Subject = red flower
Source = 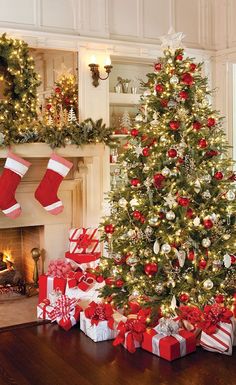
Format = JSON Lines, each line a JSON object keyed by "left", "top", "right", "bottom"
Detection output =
{"left": 169, "top": 121, "right": 180, "bottom": 130}
{"left": 207, "top": 117, "right": 216, "bottom": 127}
{"left": 178, "top": 197, "right": 190, "bottom": 207}
{"left": 181, "top": 73, "right": 194, "bottom": 85}
{"left": 178, "top": 305, "right": 203, "bottom": 327}
{"left": 176, "top": 54, "right": 183, "bottom": 61}
{"left": 131, "top": 128, "right": 139, "bottom": 137}
{"left": 189, "top": 63, "right": 197, "bottom": 72}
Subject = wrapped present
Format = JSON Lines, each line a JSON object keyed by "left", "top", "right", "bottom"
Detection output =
{"left": 65, "top": 271, "right": 104, "bottom": 302}
{"left": 199, "top": 304, "right": 234, "bottom": 355}
{"left": 80, "top": 302, "right": 118, "bottom": 342}
{"left": 47, "top": 258, "right": 74, "bottom": 278}
{"left": 69, "top": 227, "right": 100, "bottom": 254}
{"left": 49, "top": 288, "right": 63, "bottom": 306}
{"left": 37, "top": 299, "right": 55, "bottom": 320}
{"left": 51, "top": 295, "right": 82, "bottom": 331}
{"left": 65, "top": 251, "right": 100, "bottom": 271}
{"left": 178, "top": 305, "right": 202, "bottom": 341}
{"left": 142, "top": 317, "right": 196, "bottom": 361}
{"left": 38, "top": 274, "right": 67, "bottom": 303}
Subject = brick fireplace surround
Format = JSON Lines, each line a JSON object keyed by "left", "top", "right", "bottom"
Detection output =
{"left": 0, "top": 143, "right": 109, "bottom": 275}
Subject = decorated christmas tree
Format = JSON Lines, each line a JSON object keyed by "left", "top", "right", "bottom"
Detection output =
{"left": 99, "top": 32, "right": 236, "bottom": 318}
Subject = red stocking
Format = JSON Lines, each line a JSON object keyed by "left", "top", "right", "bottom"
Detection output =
{"left": 35, "top": 153, "right": 73, "bottom": 215}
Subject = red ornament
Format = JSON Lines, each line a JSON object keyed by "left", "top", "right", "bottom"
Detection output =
{"left": 131, "top": 178, "right": 141, "bottom": 187}
{"left": 55, "top": 87, "right": 61, "bottom": 93}
{"left": 214, "top": 171, "right": 223, "bottom": 180}
{"left": 177, "top": 157, "right": 184, "bottom": 165}
{"left": 140, "top": 215, "right": 146, "bottom": 224}
{"left": 178, "top": 197, "right": 190, "bottom": 207}
{"left": 131, "top": 128, "right": 139, "bottom": 137}
{"left": 215, "top": 294, "right": 225, "bottom": 304}
{"left": 153, "top": 173, "right": 165, "bottom": 188}
{"left": 199, "top": 259, "right": 207, "bottom": 269}
{"left": 105, "top": 277, "right": 114, "bottom": 286}
{"left": 142, "top": 147, "right": 150, "bottom": 157}
{"left": 179, "top": 293, "right": 189, "bottom": 303}
{"left": 193, "top": 121, "right": 202, "bottom": 131}
{"left": 144, "top": 263, "right": 158, "bottom": 276}
{"left": 96, "top": 275, "right": 104, "bottom": 283}
{"left": 160, "top": 99, "right": 168, "bottom": 107}
{"left": 104, "top": 224, "right": 115, "bottom": 234}
{"left": 64, "top": 97, "right": 71, "bottom": 105}
{"left": 206, "top": 150, "right": 218, "bottom": 157}
{"left": 133, "top": 210, "right": 141, "bottom": 220}
{"left": 207, "top": 117, "right": 216, "bottom": 127}
{"left": 181, "top": 73, "right": 194, "bottom": 85}
{"left": 198, "top": 138, "right": 208, "bottom": 149}
{"left": 203, "top": 219, "right": 213, "bottom": 229}
{"left": 176, "top": 54, "right": 183, "bottom": 61}
{"left": 169, "top": 121, "right": 180, "bottom": 131}
{"left": 186, "top": 208, "right": 194, "bottom": 218}
{"left": 159, "top": 211, "right": 165, "bottom": 219}
{"left": 115, "top": 279, "right": 124, "bottom": 288}
{"left": 46, "top": 103, "right": 52, "bottom": 110}
{"left": 168, "top": 148, "right": 177, "bottom": 158}
{"left": 187, "top": 250, "right": 195, "bottom": 261}
{"left": 179, "top": 91, "right": 189, "bottom": 100}
{"left": 154, "top": 63, "right": 162, "bottom": 71}
{"left": 231, "top": 255, "right": 236, "bottom": 264}
{"left": 155, "top": 84, "right": 164, "bottom": 93}
{"left": 189, "top": 63, "right": 197, "bottom": 72}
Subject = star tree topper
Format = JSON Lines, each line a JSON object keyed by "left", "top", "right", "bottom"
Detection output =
{"left": 160, "top": 27, "right": 185, "bottom": 49}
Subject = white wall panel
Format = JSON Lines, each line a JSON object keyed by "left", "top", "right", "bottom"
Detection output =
{"left": 109, "top": 0, "right": 139, "bottom": 38}
{"left": 175, "top": 0, "right": 201, "bottom": 47}
{"left": 0, "top": 0, "right": 36, "bottom": 25}
{"left": 143, "top": 0, "right": 170, "bottom": 39}
{"left": 40, "top": 0, "right": 77, "bottom": 31}
{"left": 82, "top": 0, "right": 108, "bottom": 36}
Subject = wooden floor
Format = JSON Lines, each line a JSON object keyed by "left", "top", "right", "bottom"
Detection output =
{"left": 0, "top": 324, "right": 235, "bottom": 385}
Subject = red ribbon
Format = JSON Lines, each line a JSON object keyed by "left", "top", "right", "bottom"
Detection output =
{"left": 199, "top": 304, "right": 233, "bottom": 335}
{"left": 113, "top": 318, "right": 147, "bottom": 353}
{"left": 84, "top": 301, "right": 114, "bottom": 327}
{"left": 70, "top": 228, "right": 99, "bottom": 253}
{"left": 67, "top": 270, "right": 96, "bottom": 291}
{"left": 178, "top": 305, "right": 203, "bottom": 329}
{"left": 50, "top": 295, "right": 78, "bottom": 321}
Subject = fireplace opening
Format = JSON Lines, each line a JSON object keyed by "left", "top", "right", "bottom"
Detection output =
{"left": 0, "top": 226, "right": 44, "bottom": 292}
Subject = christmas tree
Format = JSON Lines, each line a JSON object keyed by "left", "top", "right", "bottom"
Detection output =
{"left": 100, "top": 32, "right": 236, "bottom": 318}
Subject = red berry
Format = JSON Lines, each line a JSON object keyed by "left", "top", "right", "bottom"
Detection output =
{"left": 203, "top": 219, "right": 213, "bottom": 229}
{"left": 131, "top": 128, "right": 139, "bottom": 137}
{"left": 133, "top": 210, "right": 141, "bottom": 220}
{"left": 179, "top": 293, "right": 189, "bottom": 303}
{"left": 198, "top": 138, "right": 208, "bottom": 148}
{"left": 199, "top": 259, "right": 207, "bottom": 269}
{"left": 115, "top": 279, "right": 124, "bottom": 288}
{"left": 155, "top": 84, "right": 164, "bottom": 93}
{"left": 144, "top": 263, "right": 158, "bottom": 276}
{"left": 104, "top": 224, "right": 115, "bottom": 234}
{"left": 215, "top": 294, "right": 225, "bottom": 304}
{"left": 186, "top": 208, "right": 194, "bottom": 218}
{"left": 169, "top": 121, "right": 180, "bottom": 130}
{"left": 131, "top": 178, "right": 141, "bottom": 187}
{"left": 179, "top": 91, "right": 188, "bottom": 100}
{"left": 142, "top": 147, "right": 150, "bottom": 156}
{"left": 176, "top": 54, "right": 183, "bottom": 61}
{"left": 193, "top": 121, "right": 202, "bottom": 131}
{"left": 207, "top": 117, "right": 216, "bottom": 127}
{"left": 168, "top": 149, "right": 177, "bottom": 158}
{"left": 140, "top": 215, "right": 146, "bottom": 224}
{"left": 187, "top": 250, "right": 195, "bottom": 261}
{"left": 214, "top": 171, "right": 223, "bottom": 180}
{"left": 178, "top": 197, "right": 190, "bottom": 207}
{"left": 189, "top": 63, "right": 197, "bottom": 72}
{"left": 154, "top": 63, "right": 162, "bottom": 71}
{"left": 181, "top": 73, "right": 193, "bottom": 85}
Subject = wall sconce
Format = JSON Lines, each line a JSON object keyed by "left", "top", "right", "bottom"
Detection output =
{"left": 88, "top": 56, "right": 113, "bottom": 87}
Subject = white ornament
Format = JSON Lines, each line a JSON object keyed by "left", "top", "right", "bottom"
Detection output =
{"left": 135, "top": 114, "right": 143, "bottom": 122}
{"left": 194, "top": 179, "right": 201, "bottom": 193}
{"left": 118, "top": 197, "right": 128, "bottom": 208}
{"left": 149, "top": 216, "right": 159, "bottom": 226}
{"left": 176, "top": 250, "right": 186, "bottom": 267}
{"left": 203, "top": 279, "right": 214, "bottom": 290}
{"left": 143, "top": 90, "right": 151, "bottom": 97}
{"left": 170, "top": 295, "right": 177, "bottom": 310}
{"left": 193, "top": 216, "right": 200, "bottom": 226}
{"left": 150, "top": 119, "right": 159, "bottom": 127}
{"left": 162, "top": 167, "right": 171, "bottom": 177}
{"left": 164, "top": 193, "right": 177, "bottom": 209}
{"left": 127, "top": 229, "right": 136, "bottom": 238}
{"left": 130, "top": 198, "right": 139, "bottom": 208}
{"left": 211, "top": 213, "right": 217, "bottom": 222}
{"left": 202, "top": 190, "right": 211, "bottom": 199}
{"left": 223, "top": 253, "right": 231, "bottom": 268}
{"left": 166, "top": 211, "right": 176, "bottom": 220}
{"left": 134, "top": 145, "right": 143, "bottom": 156}
{"left": 167, "top": 100, "right": 177, "bottom": 109}
{"left": 226, "top": 190, "right": 235, "bottom": 201}
{"left": 170, "top": 75, "right": 179, "bottom": 85}
{"left": 155, "top": 283, "right": 164, "bottom": 294}
{"left": 145, "top": 226, "right": 153, "bottom": 237}
{"left": 161, "top": 243, "right": 171, "bottom": 254}
{"left": 153, "top": 239, "right": 160, "bottom": 254}
{"left": 126, "top": 255, "right": 139, "bottom": 266}
{"left": 202, "top": 238, "right": 211, "bottom": 248}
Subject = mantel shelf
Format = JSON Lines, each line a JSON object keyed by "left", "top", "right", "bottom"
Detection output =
{"left": 109, "top": 92, "right": 141, "bottom": 106}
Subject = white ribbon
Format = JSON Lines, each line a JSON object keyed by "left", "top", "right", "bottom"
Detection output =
{"left": 152, "top": 325, "right": 186, "bottom": 357}
{"left": 47, "top": 276, "right": 54, "bottom": 296}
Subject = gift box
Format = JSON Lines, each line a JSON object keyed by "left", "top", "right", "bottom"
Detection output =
{"left": 80, "top": 311, "right": 118, "bottom": 342}
{"left": 37, "top": 299, "right": 55, "bottom": 320}
{"left": 65, "top": 271, "right": 105, "bottom": 303}
{"left": 49, "top": 289, "right": 63, "bottom": 306}
{"left": 38, "top": 274, "right": 67, "bottom": 303}
{"left": 142, "top": 318, "right": 196, "bottom": 361}
{"left": 69, "top": 228, "right": 100, "bottom": 254}
{"left": 50, "top": 295, "right": 82, "bottom": 331}
{"left": 47, "top": 258, "right": 73, "bottom": 278}
{"left": 65, "top": 251, "right": 100, "bottom": 271}
{"left": 200, "top": 321, "right": 234, "bottom": 355}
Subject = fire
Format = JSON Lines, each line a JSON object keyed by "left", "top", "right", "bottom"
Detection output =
{"left": 2, "top": 249, "right": 14, "bottom": 263}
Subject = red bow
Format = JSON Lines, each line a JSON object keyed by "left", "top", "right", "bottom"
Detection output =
{"left": 74, "top": 228, "right": 99, "bottom": 253}
{"left": 178, "top": 305, "right": 203, "bottom": 328}
{"left": 84, "top": 301, "right": 114, "bottom": 327}
{"left": 199, "top": 304, "right": 233, "bottom": 335}
{"left": 67, "top": 270, "right": 96, "bottom": 291}
{"left": 113, "top": 318, "right": 147, "bottom": 353}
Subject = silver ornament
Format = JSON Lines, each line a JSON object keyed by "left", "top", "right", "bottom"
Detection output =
{"left": 155, "top": 283, "right": 164, "bottom": 294}
{"left": 202, "top": 190, "right": 211, "bottom": 199}
{"left": 202, "top": 238, "right": 211, "bottom": 248}
{"left": 153, "top": 239, "right": 160, "bottom": 254}
{"left": 168, "top": 100, "right": 177, "bottom": 109}
{"left": 162, "top": 167, "right": 171, "bottom": 177}
{"left": 212, "top": 260, "right": 222, "bottom": 270}
{"left": 149, "top": 216, "right": 159, "bottom": 226}
{"left": 118, "top": 197, "right": 128, "bottom": 208}
{"left": 167, "top": 279, "right": 176, "bottom": 288}
{"left": 203, "top": 279, "right": 214, "bottom": 290}
{"left": 130, "top": 198, "right": 139, "bottom": 208}
{"left": 202, "top": 174, "right": 211, "bottom": 183}
{"left": 223, "top": 253, "right": 231, "bottom": 268}
{"left": 131, "top": 290, "right": 140, "bottom": 297}
{"left": 166, "top": 211, "right": 175, "bottom": 220}
{"left": 170, "top": 75, "right": 179, "bottom": 85}
{"left": 161, "top": 243, "right": 171, "bottom": 254}
{"left": 127, "top": 229, "right": 136, "bottom": 238}
{"left": 144, "top": 226, "right": 153, "bottom": 237}
{"left": 193, "top": 216, "right": 200, "bottom": 226}
{"left": 226, "top": 190, "right": 235, "bottom": 201}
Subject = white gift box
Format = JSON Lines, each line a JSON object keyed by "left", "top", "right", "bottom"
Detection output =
{"left": 80, "top": 311, "right": 118, "bottom": 342}
{"left": 200, "top": 320, "right": 234, "bottom": 355}
{"left": 69, "top": 228, "right": 100, "bottom": 254}
{"left": 37, "top": 302, "right": 55, "bottom": 320}
{"left": 65, "top": 281, "right": 105, "bottom": 303}
{"left": 65, "top": 257, "right": 100, "bottom": 272}
{"left": 49, "top": 289, "right": 63, "bottom": 306}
